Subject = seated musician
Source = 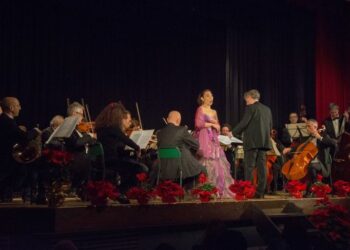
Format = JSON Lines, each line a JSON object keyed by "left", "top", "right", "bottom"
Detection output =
{"left": 95, "top": 102, "right": 148, "bottom": 200}
{"left": 302, "top": 119, "right": 337, "bottom": 196}
{"left": 281, "top": 112, "right": 304, "bottom": 147}
{"left": 64, "top": 102, "right": 96, "bottom": 192}
{"left": 41, "top": 115, "right": 64, "bottom": 144}
{"left": 269, "top": 129, "right": 291, "bottom": 194}
{"left": 221, "top": 124, "right": 235, "bottom": 177}
{"left": 0, "top": 97, "right": 41, "bottom": 202}
{"left": 153, "top": 111, "right": 206, "bottom": 188}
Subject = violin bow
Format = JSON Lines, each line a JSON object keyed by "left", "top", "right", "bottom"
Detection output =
{"left": 136, "top": 102, "right": 143, "bottom": 130}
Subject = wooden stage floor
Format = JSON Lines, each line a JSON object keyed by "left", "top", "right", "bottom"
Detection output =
{"left": 0, "top": 193, "right": 349, "bottom": 249}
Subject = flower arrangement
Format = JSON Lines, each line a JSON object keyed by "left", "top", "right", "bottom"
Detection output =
{"left": 154, "top": 180, "right": 184, "bottom": 203}
{"left": 42, "top": 148, "right": 73, "bottom": 166}
{"left": 285, "top": 180, "right": 306, "bottom": 198}
{"left": 333, "top": 180, "right": 350, "bottom": 197}
{"left": 229, "top": 180, "right": 256, "bottom": 200}
{"left": 311, "top": 174, "right": 332, "bottom": 199}
{"left": 86, "top": 180, "right": 119, "bottom": 208}
{"left": 309, "top": 197, "right": 350, "bottom": 247}
{"left": 126, "top": 173, "right": 154, "bottom": 205}
{"left": 191, "top": 173, "right": 218, "bottom": 202}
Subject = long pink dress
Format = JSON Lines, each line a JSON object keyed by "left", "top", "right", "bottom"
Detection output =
{"left": 194, "top": 107, "right": 235, "bottom": 198}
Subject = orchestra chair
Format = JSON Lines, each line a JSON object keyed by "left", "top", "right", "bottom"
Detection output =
{"left": 157, "top": 147, "right": 183, "bottom": 187}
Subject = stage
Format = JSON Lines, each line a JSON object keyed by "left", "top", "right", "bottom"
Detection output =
{"left": 0, "top": 194, "right": 349, "bottom": 250}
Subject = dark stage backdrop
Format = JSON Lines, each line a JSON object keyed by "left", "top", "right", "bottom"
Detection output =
{"left": 0, "top": 1, "right": 315, "bottom": 131}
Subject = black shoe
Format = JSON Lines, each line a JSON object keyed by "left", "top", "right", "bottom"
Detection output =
{"left": 116, "top": 194, "right": 130, "bottom": 204}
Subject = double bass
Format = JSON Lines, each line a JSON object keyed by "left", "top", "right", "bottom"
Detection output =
{"left": 332, "top": 131, "right": 350, "bottom": 181}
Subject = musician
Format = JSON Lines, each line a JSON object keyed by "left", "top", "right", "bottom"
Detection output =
{"left": 65, "top": 102, "right": 96, "bottom": 192}
{"left": 221, "top": 124, "right": 235, "bottom": 177}
{"left": 281, "top": 112, "right": 305, "bottom": 147}
{"left": 0, "top": 97, "right": 40, "bottom": 202}
{"left": 323, "top": 103, "right": 350, "bottom": 158}
{"left": 154, "top": 111, "right": 206, "bottom": 187}
{"left": 95, "top": 102, "right": 147, "bottom": 201}
{"left": 324, "top": 103, "right": 349, "bottom": 140}
{"left": 232, "top": 89, "right": 272, "bottom": 198}
{"left": 41, "top": 115, "right": 64, "bottom": 143}
{"left": 303, "top": 119, "right": 337, "bottom": 196}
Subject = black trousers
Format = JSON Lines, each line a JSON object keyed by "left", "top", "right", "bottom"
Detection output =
{"left": 244, "top": 149, "right": 267, "bottom": 196}
{"left": 106, "top": 157, "right": 148, "bottom": 193}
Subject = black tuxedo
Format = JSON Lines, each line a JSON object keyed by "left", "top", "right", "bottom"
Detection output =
{"left": 232, "top": 101, "right": 273, "bottom": 197}
{"left": 156, "top": 123, "right": 205, "bottom": 180}
{"left": 324, "top": 116, "right": 347, "bottom": 140}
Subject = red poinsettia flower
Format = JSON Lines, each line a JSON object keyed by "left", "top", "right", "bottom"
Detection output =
{"left": 198, "top": 173, "right": 207, "bottom": 184}
{"left": 86, "top": 181, "right": 119, "bottom": 207}
{"left": 333, "top": 180, "right": 350, "bottom": 197}
{"left": 285, "top": 180, "right": 306, "bottom": 198}
{"left": 229, "top": 181, "right": 256, "bottom": 200}
{"left": 136, "top": 173, "right": 148, "bottom": 182}
{"left": 311, "top": 183, "right": 332, "bottom": 198}
{"left": 126, "top": 187, "right": 153, "bottom": 205}
{"left": 316, "top": 174, "right": 323, "bottom": 182}
{"left": 155, "top": 180, "right": 184, "bottom": 203}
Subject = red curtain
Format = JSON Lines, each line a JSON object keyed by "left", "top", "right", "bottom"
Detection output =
{"left": 315, "top": 6, "right": 350, "bottom": 122}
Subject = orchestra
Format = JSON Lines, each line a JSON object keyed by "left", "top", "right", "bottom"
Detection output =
{"left": 0, "top": 93, "right": 349, "bottom": 204}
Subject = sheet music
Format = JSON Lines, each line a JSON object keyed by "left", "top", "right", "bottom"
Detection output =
{"left": 285, "top": 123, "right": 309, "bottom": 138}
{"left": 128, "top": 129, "right": 155, "bottom": 149}
{"left": 46, "top": 116, "right": 80, "bottom": 144}
{"left": 218, "top": 135, "right": 243, "bottom": 145}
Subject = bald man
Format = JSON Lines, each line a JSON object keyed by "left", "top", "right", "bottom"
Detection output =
{"left": 154, "top": 110, "right": 206, "bottom": 186}
{"left": 0, "top": 97, "right": 40, "bottom": 202}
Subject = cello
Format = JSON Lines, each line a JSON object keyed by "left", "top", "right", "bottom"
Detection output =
{"left": 282, "top": 127, "right": 325, "bottom": 180}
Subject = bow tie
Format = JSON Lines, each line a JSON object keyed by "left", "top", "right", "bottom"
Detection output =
{"left": 332, "top": 118, "right": 339, "bottom": 121}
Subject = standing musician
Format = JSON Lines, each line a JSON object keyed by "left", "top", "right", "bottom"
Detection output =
{"left": 301, "top": 119, "right": 336, "bottom": 196}
{"left": 0, "top": 97, "right": 41, "bottom": 202}
{"left": 95, "top": 102, "right": 148, "bottom": 203}
{"left": 324, "top": 103, "right": 350, "bottom": 140}
{"left": 64, "top": 102, "right": 96, "bottom": 193}
{"left": 323, "top": 103, "right": 350, "bottom": 158}
{"left": 232, "top": 89, "right": 273, "bottom": 199}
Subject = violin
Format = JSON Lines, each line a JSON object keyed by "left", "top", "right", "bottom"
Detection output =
{"left": 77, "top": 121, "right": 95, "bottom": 133}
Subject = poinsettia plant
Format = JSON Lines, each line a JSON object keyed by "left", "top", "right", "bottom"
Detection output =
{"left": 311, "top": 174, "right": 332, "bottom": 199}
{"left": 309, "top": 197, "right": 350, "bottom": 247}
{"left": 126, "top": 173, "right": 154, "bottom": 205}
{"left": 86, "top": 180, "right": 119, "bottom": 208}
{"left": 154, "top": 180, "right": 184, "bottom": 203}
{"left": 229, "top": 180, "right": 256, "bottom": 200}
{"left": 42, "top": 148, "right": 73, "bottom": 167}
{"left": 191, "top": 173, "right": 218, "bottom": 202}
{"left": 333, "top": 180, "right": 350, "bottom": 197}
{"left": 285, "top": 180, "right": 306, "bottom": 198}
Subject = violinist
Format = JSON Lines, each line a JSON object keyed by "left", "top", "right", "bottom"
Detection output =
{"left": 0, "top": 97, "right": 41, "bottom": 202}
{"left": 64, "top": 102, "right": 96, "bottom": 193}
{"left": 41, "top": 115, "right": 64, "bottom": 144}
{"left": 302, "top": 119, "right": 336, "bottom": 196}
{"left": 95, "top": 102, "right": 148, "bottom": 202}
